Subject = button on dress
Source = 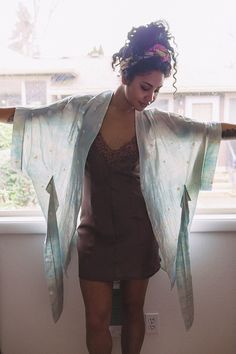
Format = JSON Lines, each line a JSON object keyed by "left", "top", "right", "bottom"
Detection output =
{"left": 77, "top": 131, "right": 161, "bottom": 281}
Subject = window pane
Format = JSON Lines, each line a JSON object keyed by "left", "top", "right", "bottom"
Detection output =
{"left": 0, "top": 79, "right": 21, "bottom": 106}
{"left": 192, "top": 103, "right": 213, "bottom": 122}
{"left": 156, "top": 99, "right": 169, "bottom": 111}
{"left": 25, "top": 80, "right": 47, "bottom": 105}
{"left": 0, "top": 124, "right": 40, "bottom": 210}
{"left": 229, "top": 98, "right": 236, "bottom": 123}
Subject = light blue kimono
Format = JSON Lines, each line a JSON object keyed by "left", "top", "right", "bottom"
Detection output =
{"left": 11, "top": 90, "right": 222, "bottom": 330}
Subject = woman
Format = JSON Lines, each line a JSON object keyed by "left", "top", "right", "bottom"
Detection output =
{"left": 0, "top": 20, "right": 236, "bottom": 354}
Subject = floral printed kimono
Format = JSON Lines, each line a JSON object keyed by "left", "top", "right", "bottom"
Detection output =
{"left": 11, "top": 90, "right": 222, "bottom": 330}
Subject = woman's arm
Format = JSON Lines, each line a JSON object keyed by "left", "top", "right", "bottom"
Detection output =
{"left": 0, "top": 108, "right": 16, "bottom": 124}
{"left": 221, "top": 123, "right": 236, "bottom": 140}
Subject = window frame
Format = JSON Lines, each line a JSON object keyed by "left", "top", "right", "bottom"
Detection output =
{"left": 185, "top": 95, "right": 220, "bottom": 121}
{"left": 224, "top": 93, "right": 236, "bottom": 123}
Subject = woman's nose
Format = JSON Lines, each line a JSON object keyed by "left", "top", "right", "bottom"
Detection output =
{"left": 146, "top": 92, "right": 156, "bottom": 104}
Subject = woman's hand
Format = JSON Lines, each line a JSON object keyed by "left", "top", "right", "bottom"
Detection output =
{"left": 221, "top": 123, "right": 236, "bottom": 140}
{"left": 0, "top": 108, "right": 16, "bottom": 124}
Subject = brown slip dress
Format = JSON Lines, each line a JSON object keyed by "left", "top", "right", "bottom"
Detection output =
{"left": 77, "top": 130, "right": 161, "bottom": 281}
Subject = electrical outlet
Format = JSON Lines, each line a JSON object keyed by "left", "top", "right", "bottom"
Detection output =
{"left": 145, "top": 313, "right": 159, "bottom": 335}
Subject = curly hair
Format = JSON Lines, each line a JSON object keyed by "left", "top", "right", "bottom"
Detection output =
{"left": 111, "top": 20, "right": 178, "bottom": 93}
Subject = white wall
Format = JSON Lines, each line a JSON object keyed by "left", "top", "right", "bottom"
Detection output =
{"left": 0, "top": 231, "right": 236, "bottom": 354}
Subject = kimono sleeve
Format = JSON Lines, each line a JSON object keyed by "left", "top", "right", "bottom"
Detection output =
{"left": 11, "top": 95, "right": 87, "bottom": 177}
{"left": 200, "top": 121, "right": 222, "bottom": 190}
{"left": 163, "top": 111, "right": 222, "bottom": 191}
{"left": 175, "top": 114, "right": 222, "bottom": 191}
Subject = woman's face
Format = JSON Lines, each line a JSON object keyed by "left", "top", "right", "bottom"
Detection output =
{"left": 122, "top": 70, "right": 164, "bottom": 111}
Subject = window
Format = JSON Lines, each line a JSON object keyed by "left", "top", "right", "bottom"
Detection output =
{"left": 225, "top": 94, "right": 236, "bottom": 123}
{"left": 0, "top": 79, "right": 21, "bottom": 106}
{"left": 185, "top": 95, "right": 220, "bottom": 122}
{"left": 0, "top": 123, "right": 40, "bottom": 212}
{"left": 229, "top": 98, "right": 236, "bottom": 123}
{"left": 25, "top": 80, "right": 47, "bottom": 105}
{"left": 152, "top": 95, "right": 174, "bottom": 112}
{"left": 0, "top": 0, "right": 236, "bottom": 215}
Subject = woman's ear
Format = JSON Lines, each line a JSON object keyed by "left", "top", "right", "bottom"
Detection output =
{"left": 121, "top": 73, "right": 129, "bottom": 85}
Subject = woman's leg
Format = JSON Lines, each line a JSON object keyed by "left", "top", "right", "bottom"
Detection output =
{"left": 79, "top": 279, "right": 113, "bottom": 354}
{"left": 120, "top": 278, "right": 149, "bottom": 354}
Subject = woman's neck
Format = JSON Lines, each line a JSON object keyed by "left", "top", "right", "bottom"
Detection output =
{"left": 110, "top": 85, "right": 134, "bottom": 114}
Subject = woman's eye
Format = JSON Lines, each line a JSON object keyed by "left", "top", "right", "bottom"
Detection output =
{"left": 141, "top": 86, "right": 149, "bottom": 91}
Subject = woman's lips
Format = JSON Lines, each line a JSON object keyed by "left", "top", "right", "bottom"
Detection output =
{"left": 139, "top": 101, "right": 147, "bottom": 108}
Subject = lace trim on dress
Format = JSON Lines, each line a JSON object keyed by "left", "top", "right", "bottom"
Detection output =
{"left": 94, "top": 132, "right": 139, "bottom": 166}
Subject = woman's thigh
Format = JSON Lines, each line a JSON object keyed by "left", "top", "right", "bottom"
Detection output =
{"left": 79, "top": 278, "right": 113, "bottom": 318}
{"left": 120, "top": 279, "right": 149, "bottom": 312}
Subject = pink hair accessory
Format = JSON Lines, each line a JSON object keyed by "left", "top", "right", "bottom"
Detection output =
{"left": 119, "top": 42, "right": 171, "bottom": 71}
{"left": 144, "top": 43, "right": 171, "bottom": 62}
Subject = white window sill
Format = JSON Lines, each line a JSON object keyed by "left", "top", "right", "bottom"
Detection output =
{"left": 0, "top": 216, "right": 46, "bottom": 234}
{"left": 0, "top": 214, "right": 235, "bottom": 234}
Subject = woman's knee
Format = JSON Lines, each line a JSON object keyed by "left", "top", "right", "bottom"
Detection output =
{"left": 80, "top": 279, "right": 113, "bottom": 331}
{"left": 86, "top": 308, "right": 112, "bottom": 331}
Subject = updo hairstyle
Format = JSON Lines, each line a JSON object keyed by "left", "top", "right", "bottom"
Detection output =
{"left": 111, "top": 20, "right": 178, "bottom": 91}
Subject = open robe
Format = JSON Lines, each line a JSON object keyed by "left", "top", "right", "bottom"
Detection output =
{"left": 11, "top": 90, "right": 222, "bottom": 330}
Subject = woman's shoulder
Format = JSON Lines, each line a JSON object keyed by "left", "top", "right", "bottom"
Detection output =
{"left": 71, "top": 90, "right": 113, "bottom": 109}
{"left": 67, "top": 93, "right": 95, "bottom": 106}
{"left": 146, "top": 107, "right": 197, "bottom": 125}
{"left": 144, "top": 107, "right": 175, "bottom": 123}
{"left": 145, "top": 108, "right": 205, "bottom": 137}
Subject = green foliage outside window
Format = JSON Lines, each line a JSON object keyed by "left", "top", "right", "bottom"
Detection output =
{"left": 0, "top": 124, "right": 38, "bottom": 210}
